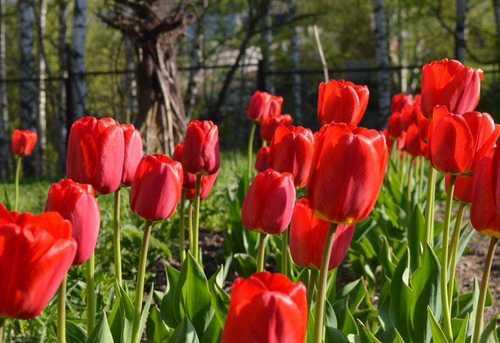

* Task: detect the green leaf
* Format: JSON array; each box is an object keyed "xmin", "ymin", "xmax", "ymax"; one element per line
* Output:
[
  {"xmin": 452, "ymin": 316, "xmax": 468, "ymax": 343},
  {"xmin": 88, "ymin": 312, "xmax": 114, "ymax": 343},
  {"xmin": 169, "ymin": 319, "xmax": 199, "ymax": 343},
  {"xmin": 108, "ymin": 287, "xmax": 134, "ymax": 343},
  {"xmin": 407, "ymin": 204, "xmax": 426, "ymax": 271},
  {"xmin": 325, "ymin": 327, "xmax": 349, "ymax": 343},
  {"xmin": 357, "ymin": 320, "xmax": 382, "ymax": 343},
  {"xmin": 479, "ymin": 316, "xmax": 499, "ymax": 343},
  {"xmin": 147, "ymin": 306, "xmax": 172, "ymax": 343},
  {"xmin": 233, "ymin": 253, "xmax": 257, "ymax": 277},
  {"xmin": 160, "ymin": 267, "xmax": 182, "ymax": 327},
  {"xmin": 137, "ymin": 285, "xmax": 154, "ymax": 342},
  {"xmin": 341, "ymin": 307, "xmax": 358, "ymax": 336},
  {"xmin": 427, "ymin": 307, "xmax": 449, "ymax": 343},
  {"xmin": 389, "ymin": 251, "xmax": 413, "ymax": 340},
  {"xmin": 66, "ymin": 321, "xmax": 86, "ymax": 343}
]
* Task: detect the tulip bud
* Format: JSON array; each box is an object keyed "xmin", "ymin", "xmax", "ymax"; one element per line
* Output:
[
  {"xmin": 0, "ymin": 204, "xmax": 76, "ymax": 319},
  {"xmin": 121, "ymin": 124, "xmax": 144, "ymax": 186},
  {"xmin": 391, "ymin": 93, "xmax": 414, "ymax": 114},
  {"xmin": 270, "ymin": 125, "xmax": 314, "ymax": 188},
  {"xmin": 11, "ymin": 129, "xmax": 37, "ymax": 157},
  {"xmin": 255, "ymin": 146, "xmax": 271, "ymax": 172},
  {"xmin": 317, "ymin": 80, "xmax": 369, "ymax": 126},
  {"xmin": 421, "ymin": 59, "xmax": 483, "ymax": 117},
  {"xmin": 446, "ymin": 175, "xmax": 473, "ymax": 203},
  {"xmin": 182, "ymin": 120, "xmax": 220, "ymax": 175},
  {"xmin": 260, "ymin": 114, "xmax": 293, "ymax": 143},
  {"xmin": 131, "ymin": 155, "xmax": 183, "ymax": 221},
  {"xmin": 470, "ymin": 140, "xmax": 500, "ymax": 238},
  {"xmin": 222, "ymin": 272, "xmax": 308, "ymax": 343},
  {"xmin": 66, "ymin": 116, "xmax": 125, "ymax": 194},
  {"xmin": 308, "ymin": 123, "xmax": 388, "ymax": 224},
  {"xmin": 402, "ymin": 124, "xmax": 427, "ymax": 158},
  {"xmin": 46, "ymin": 179, "xmax": 100, "ymax": 265},
  {"xmin": 290, "ymin": 198, "xmax": 355, "ymax": 270},
  {"xmin": 242, "ymin": 169, "xmax": 296, "ymax": 234},
  {"xmin": 247, "ymin": 91, "xmax": 283, "ymax": 123}
]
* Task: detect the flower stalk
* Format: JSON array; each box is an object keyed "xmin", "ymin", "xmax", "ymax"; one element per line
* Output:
[
  {"xmin": 113, "ymin": 188, "xmax": 122, "ymax": 286},
  {"xmin": 57, "ymin": 277, "xmax": 67, "ymax": 343}
]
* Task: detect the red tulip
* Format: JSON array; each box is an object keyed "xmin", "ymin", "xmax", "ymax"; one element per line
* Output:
[
  {"xmin": 174, "ymin": 143, "xmax": 218, "ymax": 200},
  {"xmin": 402, "ymin": 124, "xmax": 427, "ymax": 158},
  {"xmin": 255, "ymin": 146, "xmax": 271, "ymax": 172},
  {"xmin": 242, "ymin": 169, "xmax": 296, "ymax": 234},
  {"xmin": 391, "ymin": 93, "xmax": 414, "ymax": 114},
  {"xmin": 421, "ymin": 59, "xmax": 483, "ymax": 117},
  {"xmin": 260, "ymin": 114, "xmax": 293, "ymax": 143},
  {"xmin": 182, "ymin": 120, "xmax": 220, "ymax": 175},
  {"xmin": 46, "ymin": 179, "xmax": 100, "ymax": 265},
  {"xmin": 387, "ymin": 111, "xmax": 405, "ymax": 138},
  {"xmin": 269, "ymin": 125, "xmax": 314, "ymax": 188},
  {"xmin": 66, "ymin": 116, "xmax": 125, "ymax": 194},
  {"xmin": 317, "ymin": 80, "xmax": 369, "ymax": 126},
  {"xmin": 470, "ymin": 140, "xmax": 500, "ymax": 238},
  {"xmin": 247, "ymin": 91, "xmax": 283, "ymax": 123},
  {"xmin": 11, "ymin": 129, "xmax": 37, "ymax": 157},
  {"xmin": 131, "ymin": 154, "xmax": 183, "ymax": 221},
  {"xmin": 290, "ymin": 198, "xmax": 355, "ymax": 270},
  {"xmin": 0, "ymin": 204, "xmax": 76, "ymax": 319},
  {"xmin": 121, "ymin": 124, "xmax": 144, "ymax": 186},
  {"xmin": 308, "ymin": 123, "xmax": 388, "ymax": 224},
  {"xmin": 445, "ymin": 175, "xmax": 473, "ymax": 203},
  {"xmin": 222, "ymin": 272, "xmax": 307, "ymax": 343},
  {"xmin": 429, "ymin": 107, "xmax": 496, "ymax": 174}
]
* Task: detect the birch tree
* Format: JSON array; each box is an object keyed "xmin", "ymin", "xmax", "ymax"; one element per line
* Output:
[
  {"xmin": 372, "ymin": 0, "xmax": 391, "ymax": 127},
  {"xmin": 71, "ymin": 0, "xmax": 87, "ymax": 118},
  {"xmin": 56, "ymin": 0, "xmax": 69, "ymax": 173},
  {"xmin": 37, "ymin": 0, "xmax": 48, "ymax": 174}
]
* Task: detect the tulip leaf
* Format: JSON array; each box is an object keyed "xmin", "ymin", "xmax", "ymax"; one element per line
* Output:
[
  {"xmin": 66, "ymin": 321, "xmax": 87, "ymax": 343},
  {"xmin": 147, "ymin": 306, "xmax": 172, "ymax": 343},
  {"xmin": 389, "ymin": 251, "xmax": 413, "ymax": 340},
  {"xmin": 407, "ymin": 204, "xmax": 426, "ymax": 272},
  {"xmin": 233, "ymin": 253, "xmax": 257, "ymax": 277},
  {"xmin": 357, "ymin": 320, "xmax": 382, "ymax": 343},
  {"xmin": 479, "ymin": 316, "xmax": 499, "ymax": 343},
  {"xmin": 160, "ymin": 266, "xmax": 183, "ymax": 328},
  {"xmin": 88, "ymin": 312, "xmax": 114, "ymax": 343},
  {"xmin": 108, "ymin": 286, "xmax": 134, "ymax": 343},
  {"xmin": 136, "ymin": 284, "xmax": 154, "ymax": 342},
  {"xmin": 169, "ymin": 319, "xmax": 199, "ymax": 343},
  {"xmin": 427, "ymin": 307, "xmax": 449, "ymax": 343},
  {"xmin": 325, "ymin": 328, "xmax": 349, "ymax": 343},
  {"xmin": 451, "ymin": 316, "xmax": 468, "ymax": 343}
]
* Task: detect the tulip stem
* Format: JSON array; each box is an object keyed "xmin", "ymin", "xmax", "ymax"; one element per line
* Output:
[
  {"xmin": 0, "ymin": 318, "xmax": 5, "ymax": 343},
  {"xmin": 280, "ymin": 231, "xmax": 290, "ymax": 276},
  {"xmin": 113, "ymin": 188, "xmax": 122, "ymax": 287},
  {"xmin": 132, "ymin": 221, "xmax": 154, "ymax": 343},
  {"xmin": 425, "ymin": 165, "xmax": 437, "ymax": 247},
  {"xmin": 472, "ymin": 237, "xmax": 498, "ymax": 343},
  {"xmin": 188, "ymin": 201, "xmax": 194, "ymax": 259},
  {"xmin": 406, "ymin": 157, "xmax": 414, "ymax": 201},
  {"xmin": 313, "ymin": 223, "xmax": 337, "ymax": 343},
  {"xmin": 247, "ymin": 122, "xmax": 256, "ymax": 183},
  {"xmin": 440, "ymin": 176, "xmax": 455, "ymax": 341},
  {"xmin": 256, "ymin": 233, "xmax": 269, "ymax": 272},
  {"xmin": 14, "ymin": 156, "xmax": 21, "ymax": 211},
  {"xmin": 307, "ymin": 269, "xmax": 319, "ymax": 306},
  {"xmin": 447, "ymin": 201, "xmax": 466, "ymax": 306},
  {"xmin": 86, "ymin": 254, "xmax": 96, "ymax": 335},
  {"xmin": 192, "ymin": 174, "xmax": 202, "ymax": 263},
  {"xmin": 179, "ymin": 192, "xmax": 186, "ymax": 263},
  {"xmin": 57, "ymin": 277, "xmax": 67, "ymax": 343}
]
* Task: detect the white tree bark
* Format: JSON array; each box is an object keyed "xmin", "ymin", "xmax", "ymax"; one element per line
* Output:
[
  {"xmin": 372, "ymin": 0, "xmax": 391, "ymax": 127},
  {"xmin": 19, "ymin": 0, "xmax": 37, "ymax": 131},
  {"xmin": 455, "ymin": 0, "xmax": 468, "ymax": 62},
  {"xmin": 71, "ymin": 0, "xmax": 87, "ymax": 117},
  {"xmin": 0, "ymin": 0, "xmax": 9, "ymax": 179},
  {"xmin": 37, "ymin": 0, "xmax": 47, "ymax": 174},
  {"xmin": 124, "ymin": 38, "xmax": 137, "ymax": 122}
]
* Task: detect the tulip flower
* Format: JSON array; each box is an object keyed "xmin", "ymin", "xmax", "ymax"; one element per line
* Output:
[
  {"xmin": 131, "ymin": 154, "xmax": 183, "ymax": 221},
  {"xmin": 121, "ymin": 124, "xmax": 144, "ymax": 186},
  {"xmin": 269, "ymin": 125, "xmax": 314, "ymax": 188},
  {"xmin": 307, "ymin": 123, "xmax": 387, "ymax": 343},
  {"xmin": 242, "ymin": 169, "xmax": 296, "ymax": 235},
  {"xmin": 182, "ymin": 120, "xmax": 220, "ymax": 175},
  {"xmin": 308, "ymin": 123, "xmax": 388, "ymax": 224},
  {"xmin": 11, "ymin": 129, "xmax": 37, "ymax": 157},
  {"xmin": 391, "ymin": 93, "xmax": 414, "ymax": 114},
  {"xmin": 66, "ymin": 116, "xmax": 125, "ymax": 194},
  {"xmin": 421, "ymin": 59, "xmax": 483, "ymax": 117},
  {"xmin": 242, "ymin": 169, "xmax": 296, "ymax": 272},
  {"xmin": 184, "ymin": 171, "xmax": 219, "ymax": 200},
  {"xmin": 255, "ymin": 146, "xmax": 271, "ymax": 172},
  {"xmin": 387, "ymin": 111, "xmax": 405, "ymax": 139},
  {"xmin": 0, "ymin": 204, "xmax": 76, "ymax": 319},
  {"xmin": 469, "ymin": 139, "xmax": 499, "ymax": 343},
  {"xmin": 222, "ymin": 272, "xmax": 307, "ymax": 343},
  {"xmin": 403, "ymin": 124, "xmax": 427, "ymax": 158},
  {"xmin": 290, "ymin": 198, "xmax": 355, "ymax": 270},
  {"xmin": 317, "ymin": 80, "xmax": 369, "ymax": 126},
  {"xmin": 46, "ymin": 179, "xmax": 100, "ymax": 265},
  {"xmin": 247, "ymin": 91, "xmax": 283, "ymax": 123},
  {"xmin": 260, "ymin": 114, "xmax": 293, "ymax": 143},
  {"xmin": 130, "ymin": 154, "xmax": 183, "ymax": 343}
]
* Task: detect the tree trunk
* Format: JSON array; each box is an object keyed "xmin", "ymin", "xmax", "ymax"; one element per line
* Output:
[
  {"xmin": 57, "ymin": 0, "xmax": 69, "ymax": 174},
  {"xmin": 37, "ymin": 0, "xmax": 47, "ymax": 175},
  {"xmin": 261, "ymin": 11, "xmax": 274, "ymax": 94},
  {"xmin": 493, "ymin": 0, "xmax": 500, "ymax": 61},
  {"xmin": 124, "ymin": 38, "xmax": 137, "ymax": 123},
  {"xmin": 19, "ymin": 0, "xmax": 37, "ymax": 173},
  {"xmin": 372, "ymin": 0, "xmax": 391, "ymax": 128},
  {"xmin": 455, "ymin": 0, "xmax": 468, "ymax": 62},
  {"xmin": 0, "ymin": 0, "xmax": 9, "ymax": 180},
  {"xmin": 71, "ymin": 0, "xmax": 87, "ymax": 117},
  {"xmin": 289, "ymin": 0, "xmax": 302, "ymax": 121},
  {"xmin": 185, "ymin": 20, "xmax": 204, "ymax": 117}
]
